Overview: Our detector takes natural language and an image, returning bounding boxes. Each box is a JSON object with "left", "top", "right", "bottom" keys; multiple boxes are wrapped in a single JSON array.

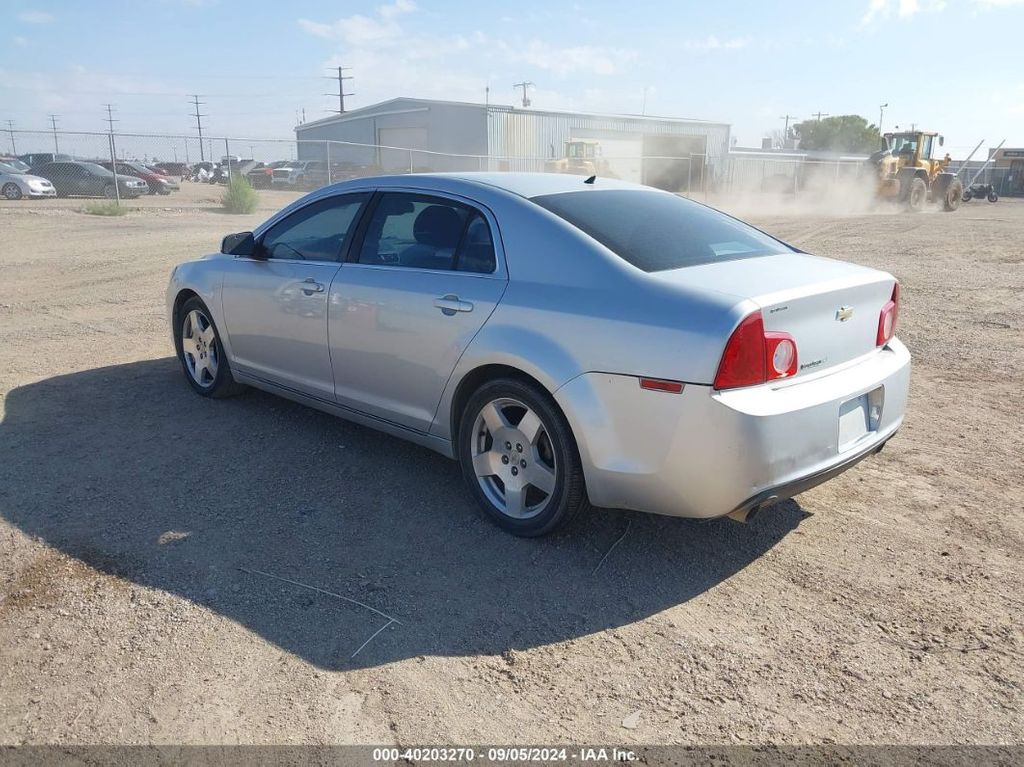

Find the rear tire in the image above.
[
  {"left": 905, "top": 177, "right": 927, "bottom": 211},
  {"left": 2, "top": 182, "right": 22, "bottom": 200},
  {"left": 174, "top": 297, "right": 245, "bottom": 398},
  {"left": 458, "top": 377, "right": 588, "bottom": 537},
  {"left": 942, "top": 178, "right": 963, "bottom": 211}
]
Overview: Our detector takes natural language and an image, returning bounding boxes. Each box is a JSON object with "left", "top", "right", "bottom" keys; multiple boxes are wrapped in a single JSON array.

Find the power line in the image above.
[
  {"left": 513, "top": 81, "right": 534, "bottom": 108},
  {"left": 812, "top": 111, "right": 830, "bottom": 121},
  {"left": 190, "top": 95, "right": 207, "bottom": 162},
  {"left": 324, "top": 66, "right": 354, "bottom": 114}
]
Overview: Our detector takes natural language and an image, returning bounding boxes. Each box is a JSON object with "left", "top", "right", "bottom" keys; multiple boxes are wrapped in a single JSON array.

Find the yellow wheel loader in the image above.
[
  {"left": 545, "top": 140, "right": 615, "bottom": 177},
  {"left": 867, "top": 130, "right": 962, "bottom": 212}
]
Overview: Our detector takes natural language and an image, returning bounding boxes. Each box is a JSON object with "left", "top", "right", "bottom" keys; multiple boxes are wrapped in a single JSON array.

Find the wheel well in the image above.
[
  {"left": 172, "top": 289, "right": 200, "bottom": 328},
  {"left": 449, "top": 364, "right": 553, "bottom": 452}
]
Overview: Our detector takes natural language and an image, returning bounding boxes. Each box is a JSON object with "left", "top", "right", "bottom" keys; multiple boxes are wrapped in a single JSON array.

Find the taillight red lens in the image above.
[
  {"left": 876, "top": 281, "right": 900, "bottom": 346},
  {"left": 714, "top": 312, "right": 767, "bottom": 389},
  {"left": 714, "top": 312, "right": 799, "bottom": 390}
]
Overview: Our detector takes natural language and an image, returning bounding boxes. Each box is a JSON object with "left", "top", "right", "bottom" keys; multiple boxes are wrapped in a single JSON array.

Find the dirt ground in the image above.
[{"left": 0, "top": 183, "right": 1021, "bottom": 746}]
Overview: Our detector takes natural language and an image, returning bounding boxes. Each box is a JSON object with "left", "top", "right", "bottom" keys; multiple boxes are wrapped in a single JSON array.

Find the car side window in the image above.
[
  {"left": 258, "top": 193, "right": 369, "bottom": 262},
  {"left": 358, "top": 193, "right": 496, "bottom": 273}
]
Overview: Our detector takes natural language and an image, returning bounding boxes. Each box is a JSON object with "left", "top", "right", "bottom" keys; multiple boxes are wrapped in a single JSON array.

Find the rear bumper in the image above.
[{"left": 554, "top": 339, "right": 911, "bottom": 519}]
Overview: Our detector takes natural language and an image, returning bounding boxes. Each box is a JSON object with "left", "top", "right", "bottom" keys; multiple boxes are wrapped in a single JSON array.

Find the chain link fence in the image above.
[{"left": 1, "top": 128, "right": 717, "bottom": 202}]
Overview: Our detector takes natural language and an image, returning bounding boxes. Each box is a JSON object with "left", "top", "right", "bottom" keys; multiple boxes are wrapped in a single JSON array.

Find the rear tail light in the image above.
[
  {"left": 876, "top": 281, "right": 900, "bottom": 346},
  {"left": 714, "top": 311, "right": 799, "bottom": 390}
]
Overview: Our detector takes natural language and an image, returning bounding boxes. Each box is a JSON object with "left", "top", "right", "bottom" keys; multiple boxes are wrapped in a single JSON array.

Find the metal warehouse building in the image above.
[{"left": 294, "top": 97, "right": 731, "bottom": 191}]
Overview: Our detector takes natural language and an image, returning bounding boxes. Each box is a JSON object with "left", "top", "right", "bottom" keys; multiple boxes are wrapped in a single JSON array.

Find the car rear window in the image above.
[{"left": 531, "top": 189, "right": 791, "bottom": 272}]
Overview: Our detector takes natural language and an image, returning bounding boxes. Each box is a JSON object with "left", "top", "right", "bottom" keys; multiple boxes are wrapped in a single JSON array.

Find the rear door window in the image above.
[{"left": 356, "top": 193, "right": 496, "bottom": 273}]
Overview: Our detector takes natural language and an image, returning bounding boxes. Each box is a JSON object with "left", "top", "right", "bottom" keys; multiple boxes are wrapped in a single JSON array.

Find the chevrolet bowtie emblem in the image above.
[{"left": 836, "top": 306, "right": 854, "bottom": 322}]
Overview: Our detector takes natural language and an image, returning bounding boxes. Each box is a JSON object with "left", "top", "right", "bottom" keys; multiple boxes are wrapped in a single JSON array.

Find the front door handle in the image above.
[
  {"left": 433, "top": 294, "right": 474, "bottom": 315},
  {"left": 300, "top": 278, "right": 325, "bottom": 295}
]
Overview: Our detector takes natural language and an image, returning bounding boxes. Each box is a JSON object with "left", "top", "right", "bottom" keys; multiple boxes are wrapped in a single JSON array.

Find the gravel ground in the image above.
[{"left": 0, "top": 184, "right": 1021, "bottom": 746}]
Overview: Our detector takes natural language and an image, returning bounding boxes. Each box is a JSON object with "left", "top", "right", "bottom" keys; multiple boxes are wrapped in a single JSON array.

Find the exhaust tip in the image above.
[{"left": 727, "top": 496, "right": 777, "bottom": 524}]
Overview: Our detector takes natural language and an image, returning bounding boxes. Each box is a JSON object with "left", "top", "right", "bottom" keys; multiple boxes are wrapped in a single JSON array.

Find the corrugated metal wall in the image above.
[{"left": 486, "top": 107, "right": 731, "bottom": 182}]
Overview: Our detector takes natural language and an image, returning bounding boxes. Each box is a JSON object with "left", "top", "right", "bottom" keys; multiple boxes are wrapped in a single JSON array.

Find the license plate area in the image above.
[{"left": 838, "top": 386, "right": 884, "bottom": 452}]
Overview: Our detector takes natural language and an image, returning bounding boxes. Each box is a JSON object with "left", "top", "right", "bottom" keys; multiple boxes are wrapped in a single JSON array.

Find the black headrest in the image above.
[{"left": 414, "top": 205, "right": 462, "bottom": 247}]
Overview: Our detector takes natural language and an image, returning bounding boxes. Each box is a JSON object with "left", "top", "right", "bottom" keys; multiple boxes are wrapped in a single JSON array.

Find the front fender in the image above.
[{"left": 165, "top": 256, "right": 229, "bottom": 358}]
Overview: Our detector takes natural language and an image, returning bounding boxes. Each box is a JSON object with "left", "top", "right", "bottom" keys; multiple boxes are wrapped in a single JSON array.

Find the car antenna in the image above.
[{"left": 584, "top": 175, "right": 596, "bottom": 184}]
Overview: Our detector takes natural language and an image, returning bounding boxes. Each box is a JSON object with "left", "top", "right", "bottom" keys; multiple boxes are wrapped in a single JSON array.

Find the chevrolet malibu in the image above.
[{"left": 166, "top": 173, "right": 910, "bottom": 536}]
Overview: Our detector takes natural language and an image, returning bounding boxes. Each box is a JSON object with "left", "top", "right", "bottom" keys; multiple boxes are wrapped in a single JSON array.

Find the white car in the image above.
[
  {"left": 0, "top": 161, "right": 56, "bottom": 200},
  {"left": 167, "top": 173, "right": 910, "bottom": 537}
]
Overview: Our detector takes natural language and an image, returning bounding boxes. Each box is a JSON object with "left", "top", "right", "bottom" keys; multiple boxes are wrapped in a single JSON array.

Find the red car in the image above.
[{"left": 99, "top": 161, "right": 180, "bottom": 195}]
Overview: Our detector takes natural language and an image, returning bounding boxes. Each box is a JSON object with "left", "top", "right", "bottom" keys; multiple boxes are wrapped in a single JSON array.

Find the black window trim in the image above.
[{"left": 344, "top": 190, "right": 498, "bottom": 276}]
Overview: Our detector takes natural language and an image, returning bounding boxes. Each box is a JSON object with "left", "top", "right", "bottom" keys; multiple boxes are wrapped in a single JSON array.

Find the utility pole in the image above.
[
  {"left": 513, "top": 81, "right": 534, "bottom": 108},
  {"left": 642, "top": 86, "right": 650, "bottom": 116},
  {"left": 103, "top": 104, "right": 118, "bottom": 136},
  {"left": 5, "top": 120, "right": 15, "bottom": 154},
  {"left": 779, "top": 114, "right": 798, "bottom": 149},
  {"left": 324, "top": 66, "right": 354, "bottom": 114},
  {"left": 103, "top": 104, "right": 121, "bottom": 204},
  {"left": 878, "top": 103, "right": 888, "bottom": 137},
  {"left": 48, "top": 115, "right": 60, "bottom": 153},
  {"left": 190, "top": 95, "right": 207, "bottom": 162},
  {"left": 812, "top": 111, "right": 830, "bottom": 121}
]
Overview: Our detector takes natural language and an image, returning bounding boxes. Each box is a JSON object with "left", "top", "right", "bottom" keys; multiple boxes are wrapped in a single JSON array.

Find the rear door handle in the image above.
[
  {"left": 300, "top": 278, "right": 325, "bottom": 295},
  {"left": 433, "top": 294, "right": 474, "bottom": 315}
]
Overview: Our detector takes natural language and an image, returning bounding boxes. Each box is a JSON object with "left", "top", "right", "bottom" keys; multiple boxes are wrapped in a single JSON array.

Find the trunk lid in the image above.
[{"left": 652, "top": 252, "right": 896, "bottom": 378}]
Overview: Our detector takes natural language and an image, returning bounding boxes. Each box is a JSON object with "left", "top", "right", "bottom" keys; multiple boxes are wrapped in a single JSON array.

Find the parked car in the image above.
[
  {"left": 270, "top": 161, "right": 313, "bottom": 188},
  {"left": 0, "top": 161, "right": 57, "bottom": 199},
  {"left": 247, "top": 160, "right": 291, "bottom": 189},
  {"left": 19, "top": 152, "right": 74, "bottom": 169},
  {"left": 35, "top": 161, "right": 148, "bottom": 199},
  {"left": 153, "top": 162, "right": 191, "bottom": 179},
  {"left": 98, "top": 161, "right": 180, "bottom": 195},
  {"left": 167, "top": 173, "right": 910, "bottom": 537}
]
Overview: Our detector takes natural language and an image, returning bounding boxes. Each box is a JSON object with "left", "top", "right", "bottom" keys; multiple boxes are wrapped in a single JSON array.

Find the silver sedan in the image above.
[
  {"left": 167, "top": 173, "right": 910, "bottom": 536},
  {"left": 0, "top": 161, "right": 56, "bottom": 199}
]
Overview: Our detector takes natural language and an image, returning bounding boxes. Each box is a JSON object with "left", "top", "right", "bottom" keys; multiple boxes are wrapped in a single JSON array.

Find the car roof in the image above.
[{"left": 421, "top": 172, "right": 653, "bottom": 199}]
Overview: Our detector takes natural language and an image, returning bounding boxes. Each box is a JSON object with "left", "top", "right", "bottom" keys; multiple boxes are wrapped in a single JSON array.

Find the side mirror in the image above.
[
  {"left": 939, "top": 136, "right": 944, "bottom": 147},
  {"left": 221, "top": 231, "right": 257, "bottom": 256}
]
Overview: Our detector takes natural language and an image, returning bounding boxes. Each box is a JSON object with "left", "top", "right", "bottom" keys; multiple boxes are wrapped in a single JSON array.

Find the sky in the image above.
[{"left": 2, "top": 0, "right": 1022, "bottom": 158}]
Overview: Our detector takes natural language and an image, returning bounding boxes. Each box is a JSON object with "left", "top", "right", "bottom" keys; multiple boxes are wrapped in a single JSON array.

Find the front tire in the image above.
[
  {"left": 905, "top": 177, "right": 927, "bottom": 211},
  {"left": 2, "top": 182, "right": 22, "bottom": 200},
  {"left": 458, "top": 377, "right": 588, "bottom": 537},
  {"left": 987, "top": 190, "right": 998, "bottom": 203},
  {"left": 174, "top": 297, "right": 245, "bottom": 398},
  {"left": 102, "top": 184, "right": 117, "bottom": 199}
]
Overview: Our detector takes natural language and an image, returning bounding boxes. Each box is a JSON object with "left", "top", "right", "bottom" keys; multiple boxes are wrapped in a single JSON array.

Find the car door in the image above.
[
  {"left": 329, "top": 191, "right": 507, "bottom": 433},
  {"left": 68, "top": 164, "right": 92, "bottom": 196},
  {"left": 219, "top": 192, "right": 370, "bottom": 400}
]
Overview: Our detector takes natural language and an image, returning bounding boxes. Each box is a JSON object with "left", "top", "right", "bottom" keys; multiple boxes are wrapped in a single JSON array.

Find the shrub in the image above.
[
  {"left": 82, "top": 201, "right": 128, "bottom": 216},
  {"left": 221, "top": 177, "right": 258, "bottom": 214}
]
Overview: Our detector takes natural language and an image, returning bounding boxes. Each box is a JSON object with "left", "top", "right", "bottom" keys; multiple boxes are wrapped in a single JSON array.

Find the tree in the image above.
[{"left": 792, "top": 115, "right": 881, "bottom": 153}]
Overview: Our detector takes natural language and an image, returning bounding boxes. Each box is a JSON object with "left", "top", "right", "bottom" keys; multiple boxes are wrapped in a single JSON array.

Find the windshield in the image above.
[
  {"left": 1, "top": 159, "right": 30, "bottom": 173},
  {"left": 0, "top": 161, "right": 26, "bottom": 175},
  {"left": 531, "top": 189, "right": 791, "bottom": 272}
]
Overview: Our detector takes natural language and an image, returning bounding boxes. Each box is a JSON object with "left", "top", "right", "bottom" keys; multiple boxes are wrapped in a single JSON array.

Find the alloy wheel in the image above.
[
  {"left": 471, "top": 397, "right": 558, "bottom": 519},
  {"left": 180, "top": 309, "right": 219, "bottom": 388}
]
